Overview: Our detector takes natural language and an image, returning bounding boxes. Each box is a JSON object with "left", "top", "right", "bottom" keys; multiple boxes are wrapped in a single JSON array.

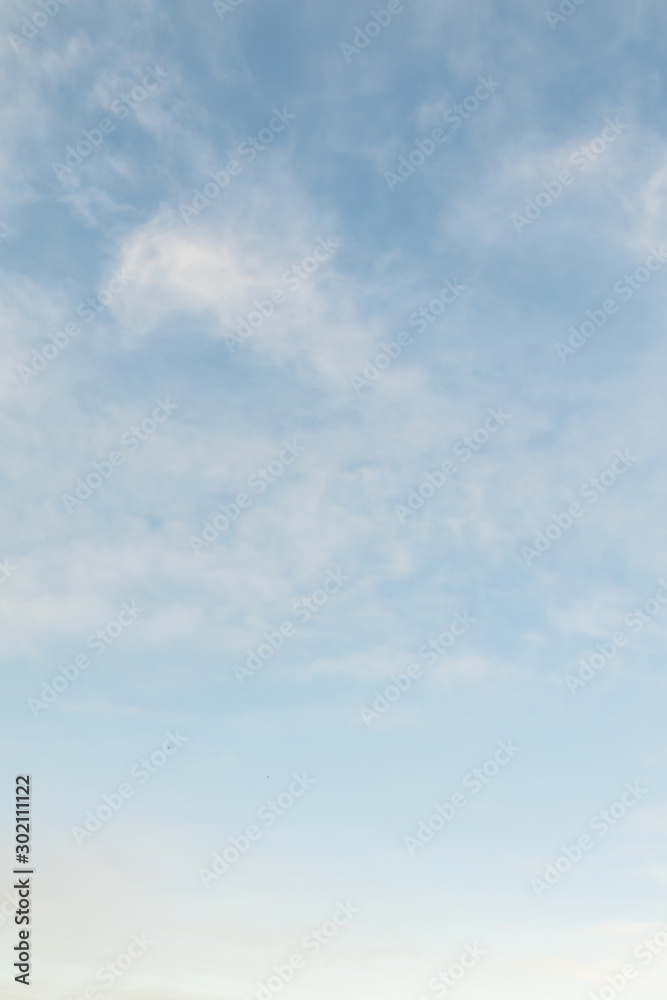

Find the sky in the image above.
[{"left": 1, "top": 0, "right": 667, "bottom": 998}]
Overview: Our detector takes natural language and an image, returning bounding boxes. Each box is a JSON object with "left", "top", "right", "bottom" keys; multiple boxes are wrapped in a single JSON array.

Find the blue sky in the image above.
[{"left": 2, "top": 0, "right": 667, "bottom": 998}]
